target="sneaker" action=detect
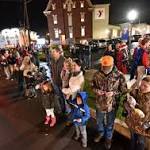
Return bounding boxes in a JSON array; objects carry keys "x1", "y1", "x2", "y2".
[
  {"x1": 50, "y1": 116, "x2": 56, "y2": 127},
  {"x1": 94, "y1": 134, "x2": 103, "y2": 143},
  {"x1": 105, "y1": 139, "x2": 112, "y2": 150},
  {"x1": 82, "y1": 142, "x2": 87, "y2": 148},
  {"x1": 74, "y1": 135, "x2": 80, "y2": 141}
]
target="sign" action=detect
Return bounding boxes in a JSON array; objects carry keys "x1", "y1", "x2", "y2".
[{"x1": 95, "y1": 8, "x2": 105, "y2": 20}]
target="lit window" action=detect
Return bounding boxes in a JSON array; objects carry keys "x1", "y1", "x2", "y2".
[
  {"x1": 80, "y1": 12, "x2": 85, "y2": 22},
  {"x1": 63, "y1": 3, "x2": 66, "y2": 9},
  {"x1": 81, "y1": 26, "x2": 85, "y2": 37},
  {"x1": 67, "y1": 13, "x2": 72, "y2": 26},
  {"x1": 52, "y1": 3, "x2": 56, "y2": 10},
  {"x1": 73, "y1": 2, "x2": 76, "y2": 8},
  {"x1": 53, "y1": 15, "x2": 58, "y2": 25},
  {"x1": 80, "y1": 1, "x2": 84, "y2": 8},
  {"x1": 69, "y1": 27, "x2": 73, "y2": 38},
  {"x1": 54, "y1": 28, "x2": 59, "y2": 38}
]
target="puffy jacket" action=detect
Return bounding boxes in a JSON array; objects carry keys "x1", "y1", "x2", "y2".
[{"x1": 70, "y1": 92, "x2": 90, "y2": 126}]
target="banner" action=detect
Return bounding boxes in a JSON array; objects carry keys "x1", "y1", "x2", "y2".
[{"x1": 120, "y1": 23, "x2": 130, "y2": 42}]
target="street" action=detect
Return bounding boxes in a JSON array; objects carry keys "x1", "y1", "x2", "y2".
[{"x1": 0, "y1": 75, "x2": 130, "y2": 150}]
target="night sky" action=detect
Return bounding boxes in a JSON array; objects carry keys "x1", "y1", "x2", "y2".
[{"x1": 0, "y1": 0, "x2": 150, "y2": 35}]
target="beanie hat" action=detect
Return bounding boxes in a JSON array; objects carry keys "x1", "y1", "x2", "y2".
[{"x1": 100, "y1": 55, "x2": 114, "y2": 66}]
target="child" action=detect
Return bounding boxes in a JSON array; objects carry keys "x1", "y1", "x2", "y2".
[
  {"x1": 69, "y1": 92, "x2": 90, "y2": 148},
  {"x1": 40, "y1": 81, "x2": 56, "y2": 127}
]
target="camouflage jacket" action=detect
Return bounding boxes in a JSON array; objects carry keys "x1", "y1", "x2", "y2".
[
  {"x1": 92, "y1": 67, "x2": 127, "y2": 112},
  {"x1": 130, "y1": 89, "x2": 150, "y2": 123}
]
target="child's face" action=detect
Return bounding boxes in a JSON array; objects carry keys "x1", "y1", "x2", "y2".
[
  {"x1": 42, "y1": 84, "x2": 49, "y2": 92},
  {"x1": 63, "y1": 62, "x2": 69, "y2": 70},
  {"x1": 140, "y1": 80, "x2": 150, "y2": 93},
  {"x1": 77, "y1": 96, "x2": 82, "y2": 105}
]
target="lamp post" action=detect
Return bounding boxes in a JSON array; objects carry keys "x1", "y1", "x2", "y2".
[{"x1": 127, "y1": 10, "x2": 138, "y2": 51}]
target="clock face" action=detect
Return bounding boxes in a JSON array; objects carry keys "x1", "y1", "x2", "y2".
[{"x1": 95, "y1": 8, "x2": 105, "y2": 20}]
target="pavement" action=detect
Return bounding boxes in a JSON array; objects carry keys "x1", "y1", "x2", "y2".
[{"x1": 0, "y1": 74, "x2": 130, "y2": 150}]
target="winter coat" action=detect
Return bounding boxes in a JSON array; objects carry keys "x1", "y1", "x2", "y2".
[
  {"x1": 7, "y1": 56, "x2": 16, "y2": 65},
  {"x1": 0, "y1": 55, "x2": 9, "y2": 67},
  {"x1": 42, "y1": 92, "x2": 55, "y2": 109},
  {"x1": 70, "y1": 92, "x2": 90, "y2": 126},
  {"x1": 62, "y1": 71, "x2": 84, "y2": 99},
  {"x1": 130, "y1": 89, "x2": 150, "y2": 124},
  {"x1": 20, "y1": 63, "x2": 37, "y2": 77},
  {"x1": 116, "y1": 49, "x2": 128, "y2": 74},
  {"x1": 60, "y1": 68, "x2": 71, "y2": 88},
  {"x1": 142, "y1": 50, "x2": 150, "y2": 68},
  {"x1": 50, "y1": 55, "x2": 65, "y2": 87},
  {"x1": 92, "y1": 67, "x2": 127, "y2": 112},
  {"x1": 130, "y1": 47, "x2": 144, "y2": 80}
]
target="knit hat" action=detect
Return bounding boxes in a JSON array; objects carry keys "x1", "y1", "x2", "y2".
[{"x1": 100, "y1": 55, "x2": 114, "y2": 66}]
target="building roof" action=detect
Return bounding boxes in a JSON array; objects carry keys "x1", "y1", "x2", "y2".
[{"x1": 91, "y1": 0, "x2": 110, "y2": 4}]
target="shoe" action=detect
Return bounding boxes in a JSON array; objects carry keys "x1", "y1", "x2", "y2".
[
  {"x1": 50, "y1": 116, "x2": 56, "y2": 127},
  {"x1": 105, "y1": 139, "x2": 112, "y2": 150},
  {"x1": 94, "y1": 134, "x2": 103, "y2": 143},
  {"x1": 44, "y1": 116, "x2": 51, "y2": 125},
  {"x1": 74, "y1": 135, "x2": 80, "y2": 141},
  {"x1": 82, "y1": 142, "x2": 87, "y2": 148}
]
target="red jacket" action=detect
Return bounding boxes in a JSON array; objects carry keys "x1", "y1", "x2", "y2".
[{"x1": 142, "y1": 51, "x2": 150, "y2": 68}]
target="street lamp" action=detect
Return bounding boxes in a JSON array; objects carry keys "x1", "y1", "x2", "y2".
[
  {"x1": 127, "y1": 10, "x2": 138, "y2": 52},
  {"x1": 127, "y1": 10, "x2": 138, "y2": 22}
]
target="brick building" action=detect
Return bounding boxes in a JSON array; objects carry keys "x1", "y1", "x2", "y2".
[{"x1": 44, "y1": 0, "x2": 93, "y2": 44}]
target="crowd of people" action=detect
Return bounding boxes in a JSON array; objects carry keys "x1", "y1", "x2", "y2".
[{"x1": 0, "y1": 36, "x2": 150, "y2": 150}]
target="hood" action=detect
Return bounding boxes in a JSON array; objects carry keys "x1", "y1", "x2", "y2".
[{"x1": 77, "y1": 92, "x2": 88, "y2": 104}]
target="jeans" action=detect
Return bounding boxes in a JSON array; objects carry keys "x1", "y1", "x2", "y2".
[
  {"x1": 96, "y1": 109, "x2": 116, "y2": 140},
  {"x1": 53, "y1": 84, "x2": 65, "y2": 113},
  {"x1": 75, "y1": 125, "x2": 87, "y2": 145},
  {"x1": 130, "y1": 131, "x2": 145, "y2": 150}
]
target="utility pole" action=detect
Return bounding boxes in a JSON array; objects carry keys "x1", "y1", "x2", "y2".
[{"x1": 23, "y1": 0, "x2": 31, "y2": 48}]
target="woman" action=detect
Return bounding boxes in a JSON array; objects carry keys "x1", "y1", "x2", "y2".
[
  {"x1": 103, "y1": 44, "x2": 115, "y2": 58},
  {"x1": 20, "y1": 56, "x2": 37, "y2": 98},
  {"x1": 62, "y1": 58, "x2": 85, "y2": 125},
  {"x1": 62, "y1": 58, "x2": 84, "y2": 100},
  {"x1": 116, "y1": 43, "x2": 129, "y2": 74}
]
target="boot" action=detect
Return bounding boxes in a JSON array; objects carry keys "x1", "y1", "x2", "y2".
[
  {"x1": 44, "y1": 116, "x2": 51, "y2": 125},
  {"x1": 94, "y1": 134, "x2": 103, "y2": 143},
  {"x1": 50, "y1": 116, "x2": 56, "y2": 127},
  {"x1": 105, "y1": 139, "x2": 112, "y2": 150}
]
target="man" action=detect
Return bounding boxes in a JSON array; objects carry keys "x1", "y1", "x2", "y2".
[
  {"x1": 130, "y1": 37, "x2": 150, "y2": 86},
  {"x1": 92, "y1": 55, "x2": 127, "y2": 149},
  {"x1": 50, "y1": 46, "x2": 65, "y2": 113}
]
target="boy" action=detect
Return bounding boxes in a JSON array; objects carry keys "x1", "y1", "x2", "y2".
[{"x1": 69, "y1": 92, "x2": 90, "y2": 148}]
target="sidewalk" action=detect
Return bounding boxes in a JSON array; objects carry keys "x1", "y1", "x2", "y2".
[{"x1": 0, "y1": 76, "x2": 129, "y2": 150}]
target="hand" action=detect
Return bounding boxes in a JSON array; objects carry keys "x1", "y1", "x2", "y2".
[
  {"x1": 65, "y1": 94, "x2": 70, "y2": 100},
  {"x1": 96, "y1": 90, "x2": 105, "y2": 96},
  {"x1": 105, "y1": 91, "x2": 114, "y2": 97},
  {"x1": 74, "y1": 119, "x2": 82, "y2": 123}
]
